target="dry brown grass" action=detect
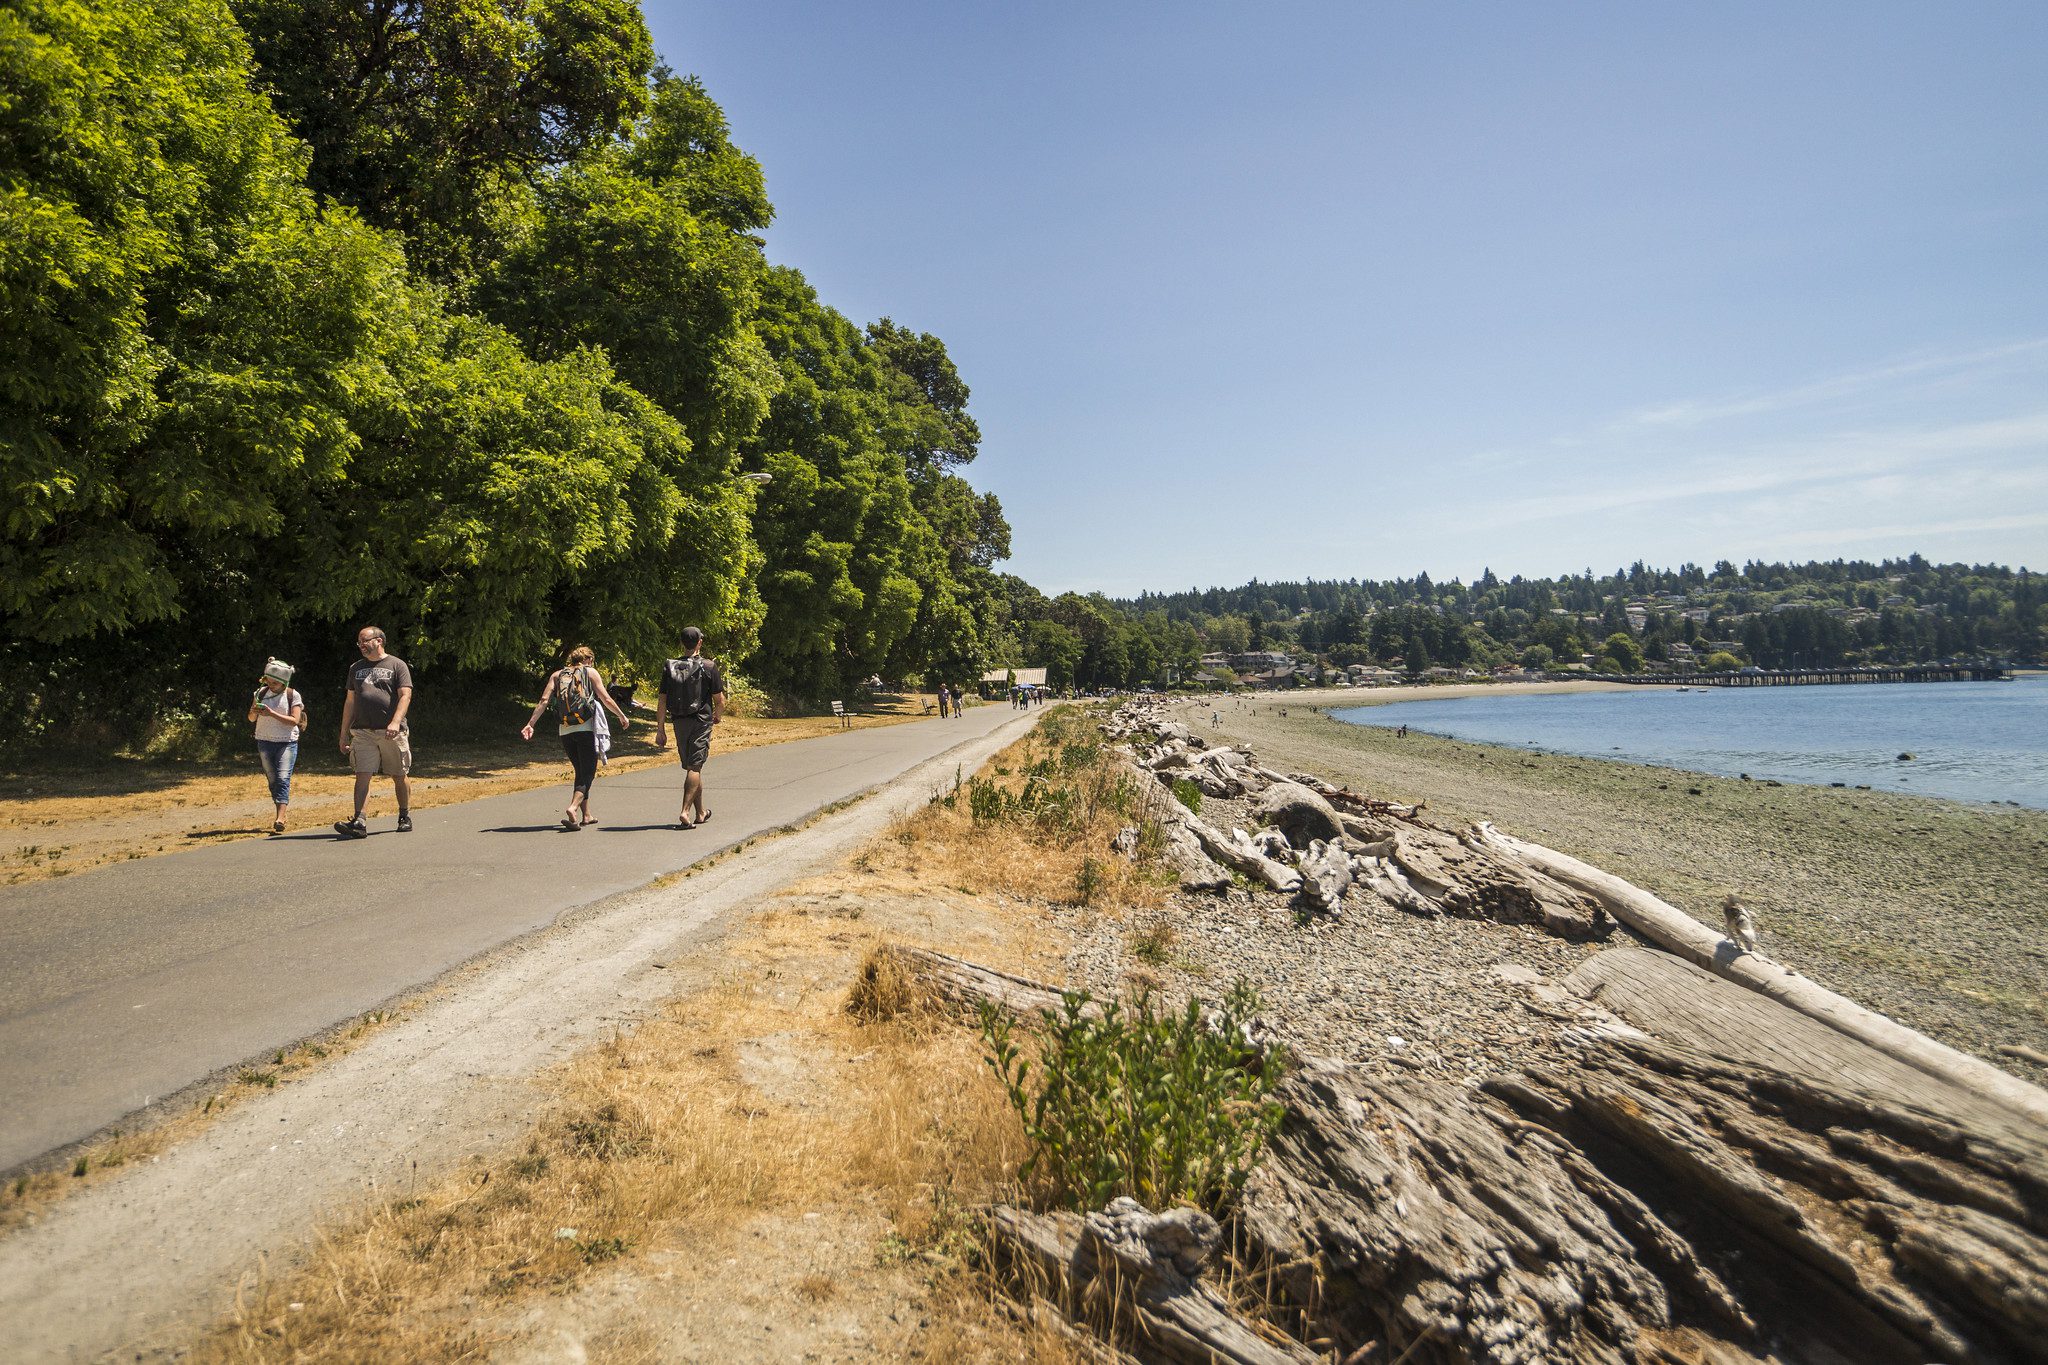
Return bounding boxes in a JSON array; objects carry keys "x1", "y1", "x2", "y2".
[
  {"x1": 1, "y1": 1008, "x2": 397, "y2": 1234},
  {"x1": 196, "y1": 978, "x2": 1043, "y2": 1361},
  {"x1": 852, "y1": 712, "x2": 1175, "y2": 916}
]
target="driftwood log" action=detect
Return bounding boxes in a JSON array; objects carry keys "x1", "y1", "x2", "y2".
[
  {"x1": 1476, "y1": 823, "x2": 2048, "y2": 1131},
  {"x1": 859, "y1": 942, "x2": 1079, "y2": 1022},
  {"x1": 1244, "y1": 1028, "x2": 2048, "y2": 1365},
  {"x1": 1337, "y1": 818, "x2": 1611, "y2": 940},
  {"x1": 984, "y1": 1201, "x2": 1319, "y2": 1365},
  {"x1": 1184, "y1": 813, "x2": 1303, "y2": 894}
]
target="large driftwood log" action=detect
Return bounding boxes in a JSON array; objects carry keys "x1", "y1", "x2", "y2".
[
  {"x1": 1184, "y1": 813, "x2": 1303, "y2": 893},
  {"x1": 1245, "y1": 1035, "x2": 2048, "y2": 1365},
  {"x1": 1239, "y1": 1058, "x2": 1761, "y2": 1365},
  {"x1": 881, "y1": 942, "x2": 2048, "y2": 1365},
  {"x1": 859, "y1": 943, "x2": 1080, "y2": 1022},
  {"x1": 1566, "y1": 946, "x2": 2041, "y2": 1146},
  {"x1": 1475, "y1": 823, "x2": 2048, "y2": 1131},
  {"x1": 984, "y1": 1201, "x2": 1320, "y2": 1365},
  {"x1": 1334, "y1": 821, "x2": 1611, "y2": 939}
]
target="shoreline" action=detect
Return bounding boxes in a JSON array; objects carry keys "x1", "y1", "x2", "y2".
[{"x1": 1183, "y1": 693, "x2": 2048, "y2": 1079}]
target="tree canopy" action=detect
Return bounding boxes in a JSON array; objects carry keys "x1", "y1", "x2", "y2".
[{"x1": 2, "y1": 0, "x2": 1016, "y2": 743}]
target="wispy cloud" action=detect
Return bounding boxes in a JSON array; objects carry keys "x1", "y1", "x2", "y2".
[
  {"x1": 1458, "y1": 407, "x2": 2048, "y2": 533},
  {"x1": 1615, "y1": 338, "x2": 2048, "y2": 431}
]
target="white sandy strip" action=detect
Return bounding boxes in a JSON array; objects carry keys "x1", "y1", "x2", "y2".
[{"x1": 0, "y1": 711, "x2": 1041, "y2": 1364}]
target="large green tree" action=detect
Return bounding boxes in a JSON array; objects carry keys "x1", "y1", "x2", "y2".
[
  {"x1": 233, "y1": 0, "x2": 654, "y2": 277},
  {"x1": 1, "y1": 0, "x2": 396, "y2": 642}
]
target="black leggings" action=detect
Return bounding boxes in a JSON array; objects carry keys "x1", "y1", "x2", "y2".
[{"x1": 562, "y1": 730, "x2": 598, "y2": 796}]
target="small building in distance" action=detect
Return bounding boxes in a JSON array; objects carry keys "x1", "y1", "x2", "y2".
[{"x1": 981, "y1": 666, "x2": 1049, "y2": 697}]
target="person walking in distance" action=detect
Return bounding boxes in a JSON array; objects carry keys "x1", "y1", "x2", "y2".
[
  {"x1": 521, "y1": 645, "x2": 631, "y2": 830},
  {"x1": 334, "y1": 626, "x2": 413, "y2": 838},
  {"x1": 654, "y1": 626, "x2": 726, "y2": 829}
]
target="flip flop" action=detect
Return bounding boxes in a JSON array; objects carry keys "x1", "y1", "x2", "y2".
[
  {"x1": 695, "y1": 810, "x2": 712, "y2": 824},
  {"x1": 676, "y1": 817, "x2": 694, "y2": 830},
  {"x1": 560, "y1": 814, "x2": 580, "y2": 831}
]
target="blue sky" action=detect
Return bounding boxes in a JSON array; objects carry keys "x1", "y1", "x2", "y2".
[{"x1": 644, "y1": 2, "x2": 2048, "y2": 595}]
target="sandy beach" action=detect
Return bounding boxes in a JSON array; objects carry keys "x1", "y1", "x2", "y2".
[{"x1": 1177, "y1": 683, "x2": 2048, "y2": 1079}]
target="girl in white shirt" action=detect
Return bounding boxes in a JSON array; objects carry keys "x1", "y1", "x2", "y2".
[{"x1": 248, "y1": 662, "x2": 307, "y2": 835}]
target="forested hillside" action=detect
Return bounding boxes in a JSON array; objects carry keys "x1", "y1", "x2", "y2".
[
  {"x1": 1104, "y1": 556, "x2": 2043, "y2": 683},
  {"x1": 978, "y1": 557, "x2": 2040, "y2": 692},
  {"x1": 0, "y1": 0, "x2": 1013, "y2": 742}
]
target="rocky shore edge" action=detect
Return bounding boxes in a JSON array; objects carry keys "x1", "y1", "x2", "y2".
[{"x1": 899, "y1": 698, "x2": 2048, "y2": 1365}]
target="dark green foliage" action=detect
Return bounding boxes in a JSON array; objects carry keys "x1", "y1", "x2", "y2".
[
  {"x1": 233, "y1": 0, "x2": 655, "y2": 278},
  {"x1": 979, "y1": 982, "x2": 1285, "y2": 1213},
  {"x1": 1171, "y1": 778, "x2": 1202, "y2": 815}
]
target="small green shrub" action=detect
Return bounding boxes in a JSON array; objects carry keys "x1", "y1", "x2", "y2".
[
  {"x1": 1171, "y1": 778, "x2": 1203, "y2": 814},
  {"x1": 1075, "y1": 856, "x2": 1106, "y2": 906},
  {"x1": 967, "y1": 776, "x2": 1010, "y2": 822},
  {"x1": 980, "y1": 982, "x2": 1284, "y2": 1213},
  {"x1": 1129, "y1": 919, "x2": 1175, "y2": 965}
]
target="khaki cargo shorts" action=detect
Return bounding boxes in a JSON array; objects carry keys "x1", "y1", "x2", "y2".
[{"x1": 349, "y1": 726, "x2": 412, "y2": 776}]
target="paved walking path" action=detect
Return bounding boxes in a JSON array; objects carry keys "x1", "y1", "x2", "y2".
[{"x1": 0, "y1": 706, "x2": 1018, "y2": 1172}]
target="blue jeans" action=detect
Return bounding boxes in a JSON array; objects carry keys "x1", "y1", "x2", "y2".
[{"x1": 256, "y1": 739, "x2": 298, "y2": 806}]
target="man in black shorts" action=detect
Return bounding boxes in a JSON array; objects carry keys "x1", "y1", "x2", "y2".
[{"x1": 654, "y1": 626, "x2": 726, "y2": 828}]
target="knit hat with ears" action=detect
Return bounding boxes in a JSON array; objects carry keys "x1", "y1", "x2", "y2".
[{"x1": 262, "y1": 658, "x2": 295, "y2": 685}]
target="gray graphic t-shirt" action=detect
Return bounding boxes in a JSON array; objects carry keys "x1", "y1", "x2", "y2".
[{"x1": 347, "y1": 655, "x2": 413, "y2": 730}]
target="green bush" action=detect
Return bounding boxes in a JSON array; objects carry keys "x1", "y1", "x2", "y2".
[
  {"x1": 980, "y1": 982, "x2": 1284, "y2": 1213},
  {"x1": 1171, "y1": 778, "x2": 1203, "y2": 814}
]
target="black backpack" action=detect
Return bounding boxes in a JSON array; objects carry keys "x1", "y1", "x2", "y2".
[{"x1": 662, "y1": 656, "x2": 713, "y2": 720}]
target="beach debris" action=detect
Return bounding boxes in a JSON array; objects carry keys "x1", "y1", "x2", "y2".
[
  {"x1": 1251, "y1": 827, "x2": 1295, "y2": 865},
  {"x1": 1296, "y1": 839, "x2": 1352, "y2": 916},
  {"x1": 1897, "y1": 751, "x2": 1916, "y2": 761},
  {"x1": 1249, "y1": 780, "x2": 1344, "y2": 847},
  {"x1": 1722, "y1": 894, "x2": 1759, "y2": 955}
]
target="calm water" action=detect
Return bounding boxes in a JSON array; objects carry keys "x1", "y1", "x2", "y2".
[{"x1": 1332, "y1": 677, "x2": 2048, "y2": 809}]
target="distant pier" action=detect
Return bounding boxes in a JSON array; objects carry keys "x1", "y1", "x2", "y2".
[{"x1": 1601, "y1": 664, "x2": 2011, "y2": 688}]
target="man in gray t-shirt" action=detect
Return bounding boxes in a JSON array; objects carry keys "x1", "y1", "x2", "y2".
[{"x1": 335, "y1": 626, "x2": 414, "y2": 838}]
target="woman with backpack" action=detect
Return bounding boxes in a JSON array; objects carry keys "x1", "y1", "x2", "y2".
[
  {"x1": 248, "y1": 658, "x2": 306, "y2": 836},
  {"x1": 520, "y1": 645, "x2": 632, "y2": 830}
]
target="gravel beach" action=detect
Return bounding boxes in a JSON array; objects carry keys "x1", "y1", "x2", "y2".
[{"x1": 1156, "y1": 687, "x2": 2048, "y2": 1082}]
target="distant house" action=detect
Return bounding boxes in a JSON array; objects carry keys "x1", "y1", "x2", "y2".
[{"x1": 981, "y1": 666, "x2": 1048, "y2": 690}]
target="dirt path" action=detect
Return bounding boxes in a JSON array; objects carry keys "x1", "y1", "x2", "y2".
[
  {"x1": 3, "y1": 702, "x2": 941, "y2": 886},
  {"x1": 0, "y1": 709, "x2": 1039, "y2": 1364}
]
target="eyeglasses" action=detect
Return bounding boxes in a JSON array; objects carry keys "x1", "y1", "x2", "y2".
[{"x1": 357, "y1": 635, "x2": 383, "y2": 646}]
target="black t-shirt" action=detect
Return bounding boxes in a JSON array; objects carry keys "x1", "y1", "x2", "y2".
[
  {"x1": 347, "y1": 654, "x2": 414, "y2": 729},
  {"x1": 660, "y1": 655, "x2": 725, "y2": 724}
]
